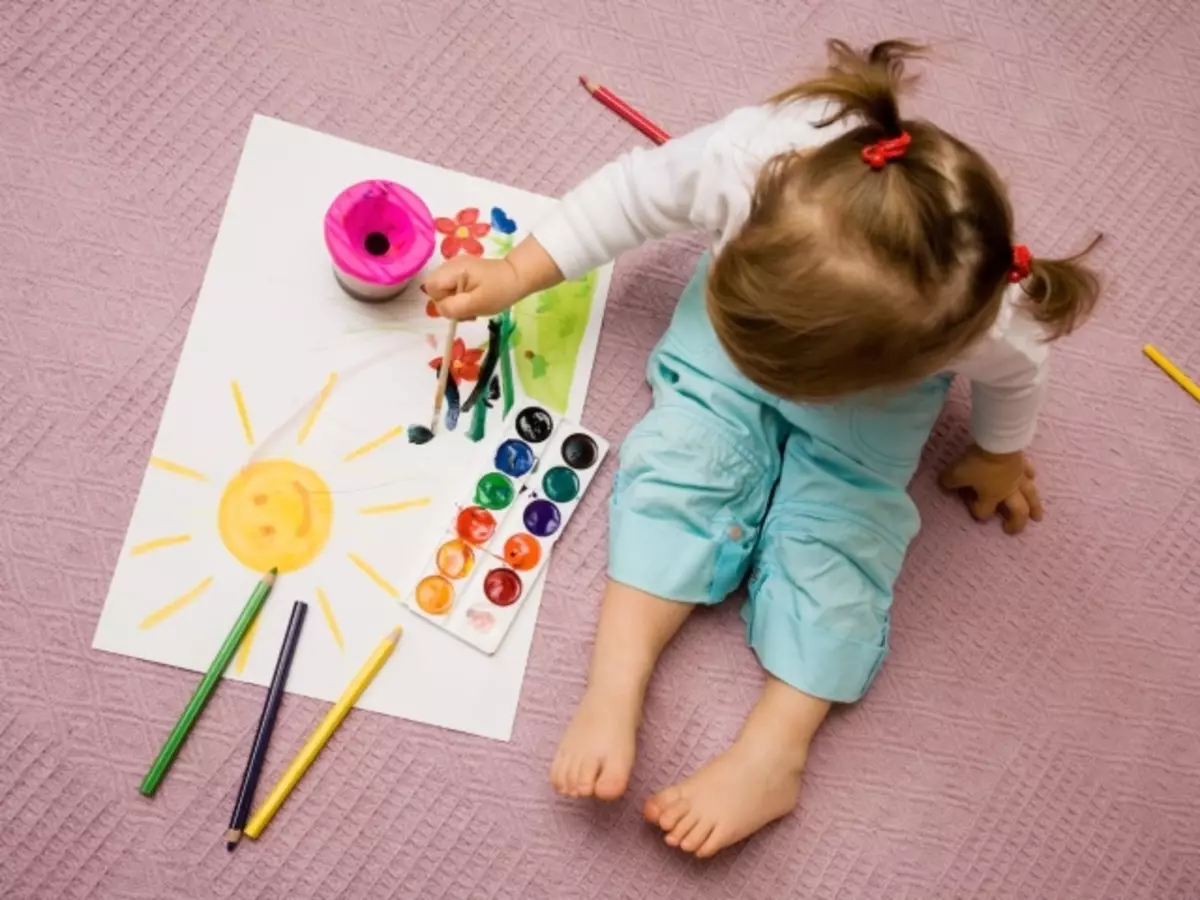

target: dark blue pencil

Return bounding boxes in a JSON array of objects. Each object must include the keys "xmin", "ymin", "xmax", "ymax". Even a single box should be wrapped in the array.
[{"xmin": 225, "ymin": 600, "xmax": 307, "ymax": 851}]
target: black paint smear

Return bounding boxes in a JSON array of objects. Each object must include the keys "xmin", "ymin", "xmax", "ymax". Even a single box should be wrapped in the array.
[
  {"xmin": 444, "ymin": 373, "xmax": 461, "ymax": 431},
  {"xmin": 515, "ymin": 406, "xmax": 554, "ymax": 443},
  {"xmin": 462, "ymin": 319, "xmax": 503, "ymax": 414},
  {"xmin": 488, "ymin": 375, "xmax": 501, "ymax": 401},
  {"xmin": 407, "ymin": 425, "xmax": 433, "ymax": 445}
]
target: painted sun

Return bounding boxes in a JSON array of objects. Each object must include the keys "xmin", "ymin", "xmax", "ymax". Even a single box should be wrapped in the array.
[{"xmin": 130, "ymin": 373, "xmax": 430, "ymax": 672}]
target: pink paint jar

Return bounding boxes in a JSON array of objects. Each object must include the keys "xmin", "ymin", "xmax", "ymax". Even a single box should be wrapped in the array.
[{"xmin": 324, "ymin": 180, "xmax": 436, "ymax": 302}]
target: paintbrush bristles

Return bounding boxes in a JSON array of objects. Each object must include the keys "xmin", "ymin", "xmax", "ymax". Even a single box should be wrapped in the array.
[
  {"xmin": 429, "ymin": 274, "xmax": 467, "ymax": 434},
  {"xmin": 430, "ymin": 320, "xmax": 457, "ymax": 432}
]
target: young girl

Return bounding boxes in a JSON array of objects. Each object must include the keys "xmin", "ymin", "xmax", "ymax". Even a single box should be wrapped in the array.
[{"xmin": 426, "ymin": 40, "xmax": 1100, "ymax": 858}]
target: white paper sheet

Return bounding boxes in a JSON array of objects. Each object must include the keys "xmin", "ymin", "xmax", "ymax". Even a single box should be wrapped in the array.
[{"xmin": 92, "ymin": 116, "xmax": 611, "ymax": 741}]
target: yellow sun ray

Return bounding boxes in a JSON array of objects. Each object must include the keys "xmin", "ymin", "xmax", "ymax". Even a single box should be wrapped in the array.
[
  {"xmin": 343, "ymin": 425, "xmax": 405, "ymax": 462},
  {"xmin": 315, "ymin": 587, "xmax": 344, "ymax": 651},
  {"xmin": 148, "ymin": 457, "xmax": 209, "ymax": 482},
  {"xmin": 347, "ymin": 553, "xmax": 399, "ymax": 599},
  {"xmin": 139, "ymin": 576, "xmax": 214, "ymax": 629},
  {"xmin": 358, "ymin": 497, "xmax": 431, "ymax": 516},
  {"xmin": 235, "ymin": 615, "xmax": 260, "ymax": 674},
  {"xmin": 298, "ymin": 372, "xmax": 338, "ymax": 446},
  {"xmin": 130, "ymin": 534, "xmax": 192, "ymax": 556},
  {"xmin": 231, "ymin": 380, "xmax": 255, "ymax": 445}
]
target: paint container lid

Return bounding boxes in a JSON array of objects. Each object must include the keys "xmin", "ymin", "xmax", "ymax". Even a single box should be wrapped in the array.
[{"xmin": 324, "ymin": 180, "xmax": 435, "ymax": 288}]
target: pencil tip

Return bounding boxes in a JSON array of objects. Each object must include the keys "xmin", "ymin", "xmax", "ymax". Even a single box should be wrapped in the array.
[
  {"xmin": 388, "ymin": 626, "xmax": 403, "ymax": 641},
  {"xmin": 225, "ymin": 828, "xmax": 242, "ymax": 851},
  {"xmin": 579, "ymin": 75, "xmax": 594, "ymax": 91}
]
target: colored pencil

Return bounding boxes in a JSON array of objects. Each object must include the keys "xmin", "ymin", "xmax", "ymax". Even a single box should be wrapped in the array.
[
  {"xmin": 225, "ymin": 599, "xmax": 308, "ymax": 851},
  {"xmin": 579, "ymin": 76, "xmax": 670, "ymax": 145},
  {"xmin": 243, "ymin": 626, "xmax": 403, "ymax": 841},
  {"xmin": 1144, "ymin": 344, "xmax": 1200, "ymax": 403},
  {"xmin": 139, "ymin": 569, "xmax": 278, "ymax": 798}
]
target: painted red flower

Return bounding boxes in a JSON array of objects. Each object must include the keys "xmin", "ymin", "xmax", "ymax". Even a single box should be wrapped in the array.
[
  {"xmin": 435, "ymin": 208, "xmax": 490, "ymax": 258},
  {"xmin": 429, "ymin": 337, "xmax": 484, "ymax": 382}
]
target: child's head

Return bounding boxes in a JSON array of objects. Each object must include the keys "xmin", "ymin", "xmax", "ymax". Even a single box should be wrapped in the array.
[{"xmin": 708, "ymin": 39, "xmax": 1101, "ymax": 400}]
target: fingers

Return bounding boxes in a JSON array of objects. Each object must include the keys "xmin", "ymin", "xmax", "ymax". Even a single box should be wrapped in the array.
[
  {"xmin": 424, "ymin": 257, "xmax": 520, "ymax": 320},
  {"xmin": 423, "ymin": 259, "xmax": 470, "ymax": 300},
  {"xmin": 939, "ymin": 460, "xmax": 1000, "ymax": 520},
  {"xmin": 1024, "ymin": 480, "xmax": 1044, "ymax": 522},
  {"xmin": 969, "ymin": 490, "xmax": 1001, "ymax": 522},
  {"xmin": 1001, "ymin": 489, "xmax": 1030, "ymax": 535},
  {"xmin": 434, "ymin": 288, "xmax": 484, "ymax": 321},
  {"xmin": 938, "ymin": 463, "xmax": 970, "ymax": 492}
]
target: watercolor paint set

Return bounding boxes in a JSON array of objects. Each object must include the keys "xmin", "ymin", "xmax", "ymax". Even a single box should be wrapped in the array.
[{"xmin": 404, "ymin": 404, "xmax": 608, "ymax": 654}]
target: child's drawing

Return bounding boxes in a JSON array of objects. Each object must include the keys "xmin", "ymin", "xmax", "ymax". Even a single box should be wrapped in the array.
[
  {"xmin": 135, "ymin": 376, "xmax": 431, "ymax": 673},
  {"xmin": 92, "ymin": 115, "xmax": 612, "ymax": 741},
  {"xmin": 512, "ymin": 271, "xmax": 599, "ymax": 414},
  {"xmin": 424, "ymin": 205, "xmax": 602, "ymax": 433}
]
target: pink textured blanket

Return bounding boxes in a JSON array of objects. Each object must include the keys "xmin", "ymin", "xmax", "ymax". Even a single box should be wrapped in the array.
[{"xmin": 1, "ymin": 0, "xmax": 1198, "ymax": 896}]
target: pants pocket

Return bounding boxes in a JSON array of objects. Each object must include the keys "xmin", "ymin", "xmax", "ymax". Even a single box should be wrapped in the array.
[
  {"xmin": 612, "ymin": 403, "xmax": 778, "ymax": 605},
  {"xmin": 819, "ymin": 374, "xmax": 953, "ymax": 485}
]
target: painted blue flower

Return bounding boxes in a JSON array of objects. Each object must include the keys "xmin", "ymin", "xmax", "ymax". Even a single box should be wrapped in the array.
[{"xmin": 490, "ymin": 207, "xmax": 518, "ymax": 235}]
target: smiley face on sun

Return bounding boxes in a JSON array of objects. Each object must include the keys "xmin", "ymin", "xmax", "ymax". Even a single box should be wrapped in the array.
[
  {"xmin": 130, "ymin": 374, "xmax": 432, "ymax": 671},
  {"xmin": 218, "ymin": 459, "xmax": 333, "ymax": 574}
]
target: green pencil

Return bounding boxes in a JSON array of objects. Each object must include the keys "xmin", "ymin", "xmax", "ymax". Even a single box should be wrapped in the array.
[{"xmin": 139, "ymin": 568, "xmax": 278, "ymax": 798}]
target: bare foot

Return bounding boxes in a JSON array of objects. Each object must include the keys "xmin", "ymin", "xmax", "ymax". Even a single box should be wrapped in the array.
[
  {"xmin": 642, "ymin": 678, "xmax": 829, "ymax": 858},
  {"xmin": 549, "ymin": 581, "xmax": 695, "ymax": 801},
  {"xmin": 550, "ymin": 683, "xmax": 641, "ymax": 800},
  {"xmin": 643, "ymin": 733, "xmax": 806, "ymax": 857}
]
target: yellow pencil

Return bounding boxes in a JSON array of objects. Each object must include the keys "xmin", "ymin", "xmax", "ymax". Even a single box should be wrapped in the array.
[
  {"xmin": 243, "ymin": 626, "xmax": 402, "ymax": 840},
  {"xmin": 1144, "ymin": 344, "xmax": 1200, "ymax": 403}
]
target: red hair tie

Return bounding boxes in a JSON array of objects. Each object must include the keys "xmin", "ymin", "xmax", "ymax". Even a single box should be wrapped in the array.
[
  {"xmin": 862, "ymin": 132, "xmax": 911, "ymax": 169},
  {"xmin": 1009, "ymin": 244, "xmax": 1033, "ymax": 283}
]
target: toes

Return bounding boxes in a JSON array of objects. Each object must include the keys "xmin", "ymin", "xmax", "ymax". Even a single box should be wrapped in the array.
[
  {"xmin": 549, "ymin": 753, "xmax": 569, "ymax": 796},
  {"xmin": 665, "ymin": 810, "xmax": 700, "ymax": 847},
  {"xmin": 695, "ymin": 828, "xmax": 726, "ymax": 859},
  {"xmin": 575, "ymin": 756, "xmax": 602, "ymax": 798},
  {"xmin": 643, "ymin": 787, "xmax": 680, "ymax": 825},
  {"xmin": 594, "ymin": 763, "xmax": 629, "ymax": 801},
  {"xmin": 655, "ymin": 798, "xmax": 691, "ymax": 833},
  {"xmin": 642, "ymin": 796, "xmax": 662, "ymax": 823},
  {"xmin": 680, "ymin": 819, "xmax": 715, "ymax": 854},
  {"xmin": 565, "ymin": 757, "xmax": 585, "ymax": 798}
]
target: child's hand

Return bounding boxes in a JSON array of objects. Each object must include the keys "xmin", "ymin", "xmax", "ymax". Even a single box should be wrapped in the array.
[
  {"xmin": 939, "ymin": 446, "xmax": 1043, "ymax": 535},
  {"xmin": 424, "ymin": 256, "xmax": 524, "ymax": 320},
  {"xmin": 425, "ymin": 236, "xmax": 565, "ymax": 320}
]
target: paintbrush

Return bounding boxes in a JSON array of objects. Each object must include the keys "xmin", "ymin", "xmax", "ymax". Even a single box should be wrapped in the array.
[{"xmin": 430, "ymin": 273, "xmax": 467, "ymax": 434}]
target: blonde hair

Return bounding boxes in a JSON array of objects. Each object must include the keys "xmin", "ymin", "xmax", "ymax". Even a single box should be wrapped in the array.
[{"xmin": 708, "ymin": 39, "xmax": 1101, "ymax": 400}]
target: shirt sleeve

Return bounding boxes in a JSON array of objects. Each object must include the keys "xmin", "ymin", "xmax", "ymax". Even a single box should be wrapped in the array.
[
  {"xmin": 959, "ymin": 298, "xmax": 1052, "ymax": 454},
  {"xmin": 531, "ymin": 106, "xmax": 775, "ymax": 280}
]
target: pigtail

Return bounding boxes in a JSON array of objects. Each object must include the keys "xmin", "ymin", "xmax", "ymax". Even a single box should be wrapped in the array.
[
  {"xmin": 1022, "ymin": 234, "xmax": 1103, "ymax": 339},
  {"xmin": 772, "ymin": 39, "xmax": 925, "ymax": 136}
]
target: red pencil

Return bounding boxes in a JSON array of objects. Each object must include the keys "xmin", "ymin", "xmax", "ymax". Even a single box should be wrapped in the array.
[{"xmin": 579, "ymin": 76, "xmax": 671, "ymax": 145}]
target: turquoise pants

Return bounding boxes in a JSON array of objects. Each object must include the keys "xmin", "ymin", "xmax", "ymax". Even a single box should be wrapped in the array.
[{"xmin": 609, "ymin": 257, "xmax": 951, "ymax": 702}]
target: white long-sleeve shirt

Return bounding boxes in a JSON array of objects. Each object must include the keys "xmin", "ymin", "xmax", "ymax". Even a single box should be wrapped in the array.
[{"xmin": 532, "ymin": 102, "xmax": 1049, "ymax": 453}]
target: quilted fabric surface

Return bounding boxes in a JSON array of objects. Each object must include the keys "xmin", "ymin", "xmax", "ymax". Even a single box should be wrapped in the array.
[{"xmin": 1, "ymin": 0, "xmax": 1198, "ymax": 897}]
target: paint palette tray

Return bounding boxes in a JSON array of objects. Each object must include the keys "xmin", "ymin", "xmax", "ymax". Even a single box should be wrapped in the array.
[{"xmin": 404, "ymin": 404, "xmax": 608, "ymax": 654}]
